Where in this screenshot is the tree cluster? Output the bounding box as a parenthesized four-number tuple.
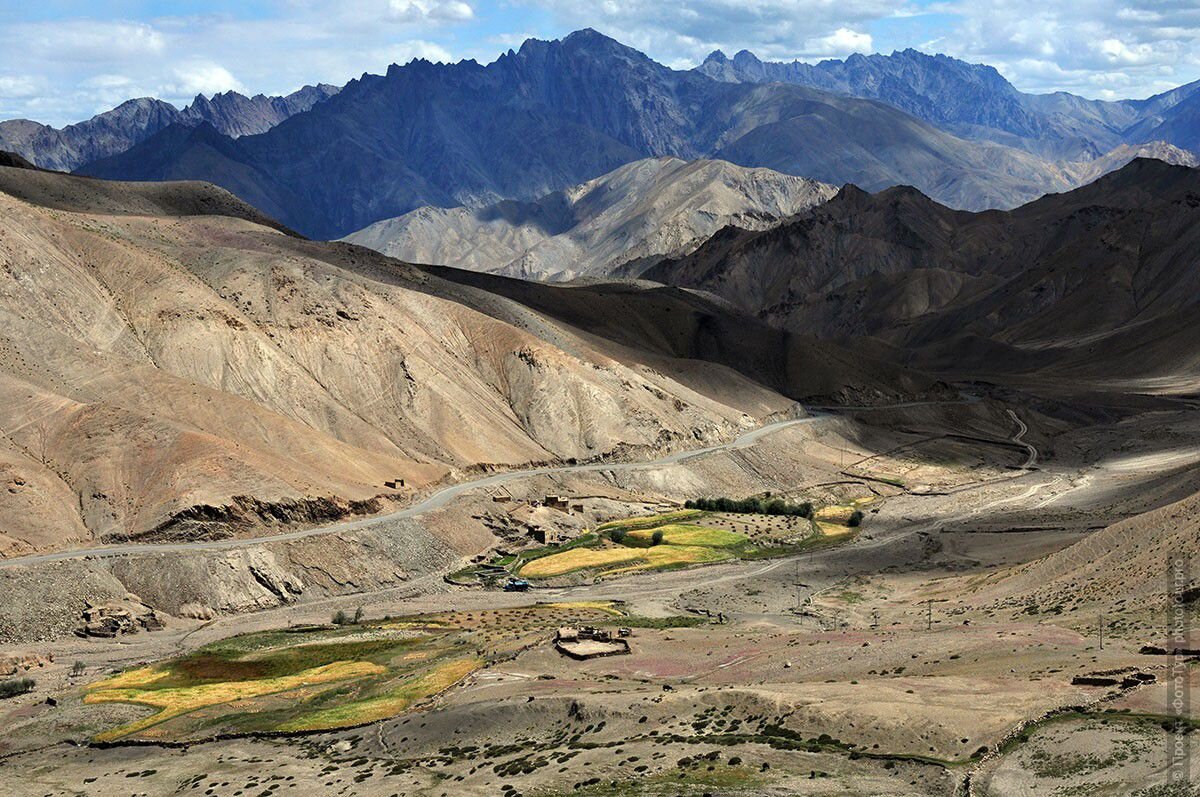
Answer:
(684, 496, 813, 518)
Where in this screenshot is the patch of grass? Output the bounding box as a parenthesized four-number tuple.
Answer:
(276, 657, 482, 731)
(624, 523, 747, 548)
(597, 615, 709, 629)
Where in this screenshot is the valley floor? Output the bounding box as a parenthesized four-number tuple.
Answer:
(2, 387, 1199, 795)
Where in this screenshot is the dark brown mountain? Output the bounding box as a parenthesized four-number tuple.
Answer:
(647, 158, 1200, 384)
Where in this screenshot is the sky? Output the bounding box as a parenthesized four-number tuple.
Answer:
(2, 0, 1199, 126)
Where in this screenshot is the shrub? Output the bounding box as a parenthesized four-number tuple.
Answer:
(847, 510, 864, 527)
(651, 530, 665, 545)
(0, 678, 34, 699)
(332, 609, 349, 625)
(610, 528, 628, 544)
(71, 661, 86, 677)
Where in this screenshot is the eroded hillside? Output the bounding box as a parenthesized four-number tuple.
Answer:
(0, 163, 938, 556)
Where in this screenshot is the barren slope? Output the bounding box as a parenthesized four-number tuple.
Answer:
(343, 157, 836, 280)
(0, 163, 938, 557)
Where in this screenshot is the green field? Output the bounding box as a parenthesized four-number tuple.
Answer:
(520, 512, 811, 580)
(624, 523, 747, 548)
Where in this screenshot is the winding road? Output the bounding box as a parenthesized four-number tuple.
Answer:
(1007, 408, 1038, 468)
(0, 412, 831, 571)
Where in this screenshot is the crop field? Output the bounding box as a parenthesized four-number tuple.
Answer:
(83, 602, 633, 742)
(518, 506, 860, 580)
(520, 542, 732, 578)
(624, 523, 746, 547)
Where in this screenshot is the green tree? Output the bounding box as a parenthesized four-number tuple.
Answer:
(651, 529, 665, 545)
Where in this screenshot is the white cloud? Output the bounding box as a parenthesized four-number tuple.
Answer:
(808, 27, 873, 57)
(388, 0, 475, 21)
(0, 75, 40, 98)
(167, 63, 247, 100)
(1098, 38, 1156, 65)
(370, 40, 456, 64)
(19, 20, 167, 62)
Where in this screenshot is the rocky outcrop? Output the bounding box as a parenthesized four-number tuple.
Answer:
(113, 495, 388, 544)
(0, 651, 51, 677)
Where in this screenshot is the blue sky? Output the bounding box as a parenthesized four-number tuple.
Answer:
(2, 1, 1199, 126)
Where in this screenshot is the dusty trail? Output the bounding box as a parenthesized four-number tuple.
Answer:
(0, 395, 994, 576)
(0, 413, 829, 570)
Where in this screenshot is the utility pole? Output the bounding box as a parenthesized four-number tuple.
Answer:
(1098, 612, 1104, 650)
(926, 599, 933, 631)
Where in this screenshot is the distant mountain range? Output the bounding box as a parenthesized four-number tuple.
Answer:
(0, 84, 338, 172)
(342, 157, 837, 280)
(647, 157, 1200, 385)
(696, 48, 1200, 161)
(5, 29, 1200, 241)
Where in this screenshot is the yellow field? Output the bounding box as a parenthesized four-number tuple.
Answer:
(625, 523, 746, 547)
(276, 657, 482, 731)
(520, 543, 731, 578)
(602, 545, 731, 576)
(85, 660, 383, 741)
(817, 521, 856, 536)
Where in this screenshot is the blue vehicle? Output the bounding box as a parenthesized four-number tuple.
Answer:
(503, 578, 531, 592)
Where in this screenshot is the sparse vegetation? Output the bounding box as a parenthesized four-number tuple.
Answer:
(0, 678, 34, 699)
